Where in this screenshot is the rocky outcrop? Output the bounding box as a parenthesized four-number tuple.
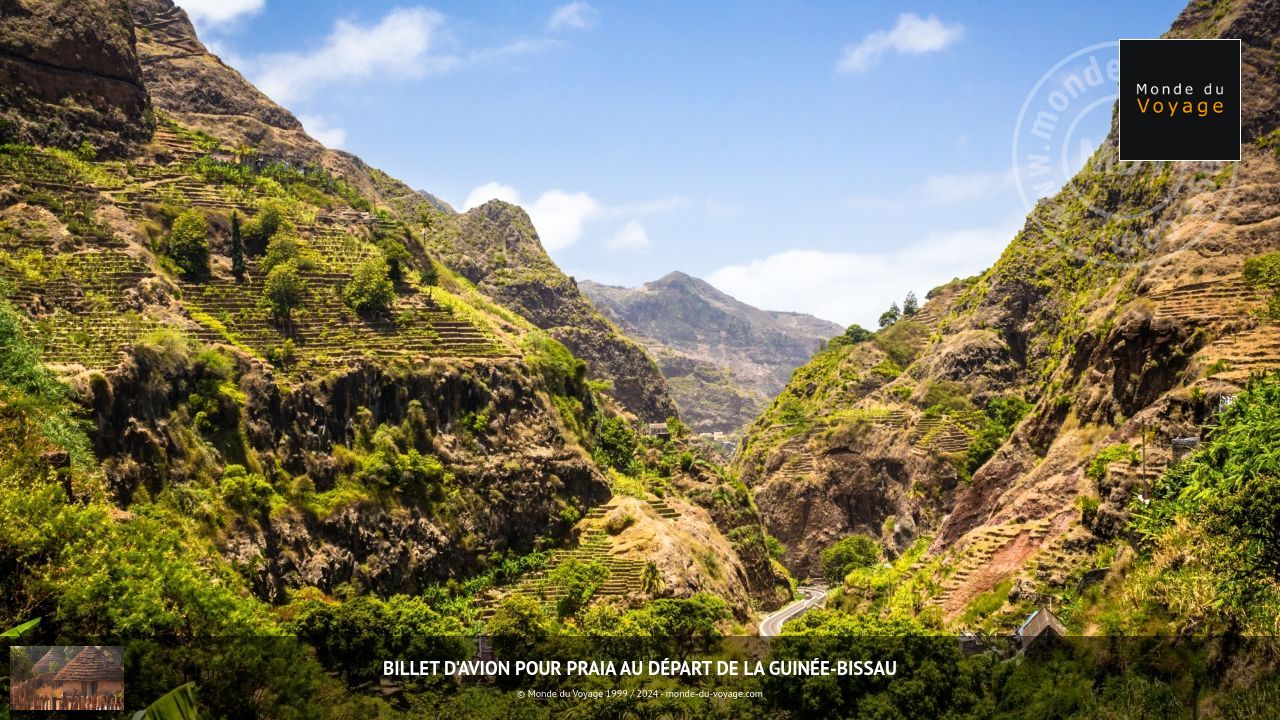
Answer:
(428, 201, 679, 423)
(582, 272, 841, 434)
(735, 0, 1280, 604)
(85, 342, 610, 600)
(0, 0, 152, 154)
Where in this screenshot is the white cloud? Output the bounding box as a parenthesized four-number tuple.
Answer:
(297, 115, 347, 148)
(463, 181, 522, 209)
(706, 221, 1018, 327)
(526, 190, 602, 251)
(178, 0, 264, 28)
(605, 220, 650, 252)
(461, 183, 686, 253)
(837, 13, 964, 73)
(252, 7, 457, 105)
(461, 183, 601, 252)
(548, 2, 599, 31)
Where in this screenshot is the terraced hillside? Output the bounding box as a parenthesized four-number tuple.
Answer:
(0, 123, 507, 375)
(734, 0, 1280, 636)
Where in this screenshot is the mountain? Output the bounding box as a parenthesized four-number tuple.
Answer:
(581, 272, 843, 435)
(0, 0, 789, 675)
(735, 0, 1280, 629)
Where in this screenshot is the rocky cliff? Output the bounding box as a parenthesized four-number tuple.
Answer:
(0, 0, 775, 622)
(426, 201, 679, 423)
(582, 272, 842, 434)
(736, 0, 1280, 622)
(0, 0, 153, 154)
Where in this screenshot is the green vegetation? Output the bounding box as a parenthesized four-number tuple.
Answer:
(1086, 443, 1138, 482)
(287, 594, 468, 684)
(878, 301, 901, 328)
(220, 464, 274, 516)
(1120, 373, 1280, 632)
(549, 558, 610, 618)
(230, 212, 245, 280)
(1243, 251, 1280, 322)
(965, 396, 1031, 476)
(820, 534, 882, 583)
(829, 323, 874, 348)
(343, 254, 396, 315)
(165, 210, 210, 278)
(262, 260, 306, 320)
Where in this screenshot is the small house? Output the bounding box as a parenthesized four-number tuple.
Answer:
(50, 646, 123, 700)
(645, 422, 670, 439)
(1016, 607, 1066, 651)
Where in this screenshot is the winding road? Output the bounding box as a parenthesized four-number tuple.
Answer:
(758, 585, 828, 636)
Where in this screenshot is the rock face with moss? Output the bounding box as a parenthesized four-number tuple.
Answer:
(582, 272, 841, 434)
(427, 201, 679, 423)
(0, 0, 153, 154)
(736, 0, 1280, 622)
(0, 0, 782, 629)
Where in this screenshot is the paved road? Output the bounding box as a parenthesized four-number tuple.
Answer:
(758, 585, 827, 637)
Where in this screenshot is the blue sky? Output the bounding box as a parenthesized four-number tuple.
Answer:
(179, 0, 1186, 327)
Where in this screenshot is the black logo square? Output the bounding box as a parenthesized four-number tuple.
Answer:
(1119, 38, 1241, 161)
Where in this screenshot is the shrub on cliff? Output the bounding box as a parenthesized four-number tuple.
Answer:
(166, 210, 209, 278)
(821, 534, 881, 584)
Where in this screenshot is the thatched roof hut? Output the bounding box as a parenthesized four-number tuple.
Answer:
(31, 648, 64, 676)
(52, 646, 122, 685)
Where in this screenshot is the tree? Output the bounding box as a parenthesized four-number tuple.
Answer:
(820, 534, 881, 583)
(343, 255, 396, 315)
(230, 212, 245, 280)
(374, 233, 412, 284)
(878, 302, 901, 328)
(646, 594, 729, 660)
(261, 233, 301, 275)
(242, 201, 286, 253)
(902, 291, 919, 316)
(263, 260, 306, 320)
(831, 324, 875, 348)
(1244, 251, 1280, 322)
(641, 561, 663, 595)
(487, 595, 553, 658)
(166, 210, 210, 278)
(419, 258, 439, 287)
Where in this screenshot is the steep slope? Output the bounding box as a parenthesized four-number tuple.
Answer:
(736, 0, 1280, 628)
(0, 0, 152, 154)
(581, 272, 842, 434)
(425, 201, 679, 423)
(0, 0, 779, 629)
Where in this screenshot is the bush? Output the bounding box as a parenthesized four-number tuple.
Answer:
(263, 261, 306, 320)
(549, 559, 609, 618)
(344, 255, 395, 315)
(230, 212, 245, 280)
(221, 465, 274, 515)
(821, 534, 881, 583)
(965, 396, 1032, 476)
(260, 232, 314, 275)
(1243, 251, 1280, 322)
(419, 258, 439, 286)
(242, 201, 286, 252)
(374, 233, 412, 284)
(591, 415, 638, 472)
(166, 210, 209, 278)
(1086, 444, 1137, 483)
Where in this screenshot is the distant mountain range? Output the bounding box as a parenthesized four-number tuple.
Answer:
(581, 272, 843, 435)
